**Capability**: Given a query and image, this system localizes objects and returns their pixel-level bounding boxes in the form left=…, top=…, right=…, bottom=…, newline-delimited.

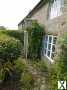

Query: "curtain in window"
left=50, top=0, right=63, bottom=19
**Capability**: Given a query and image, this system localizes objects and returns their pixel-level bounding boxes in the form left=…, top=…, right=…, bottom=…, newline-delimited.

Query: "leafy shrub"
left=48, top=66, right=57, bottom=90
left=48, top=33, right=67, bottom=90
left=0, top=34, right=23, bottom=81
left=1, top=30, right=24, bottom=45
left=30, top=60, right=48, bottom=73
left=0, top=34, right=22, bottom=63
left=36, top=61, right=48, bottom=72
left=56, top=33, right=67, bottom=80
left=21, top=71, right=34, bottom=89
left=8, top=58, right=27, bottom=81
left=27, top=22, right=44, bottom=59
left=14, top=58, right=27, bottom=73
left=0, top=30, right=24, bottom=57
left=0, top=61, right=14, bottom=81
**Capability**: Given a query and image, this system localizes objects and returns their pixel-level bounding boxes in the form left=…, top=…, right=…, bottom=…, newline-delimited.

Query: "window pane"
left=53, top=37, right=57, bottom=44
left=52, top=45, right=55, bottom=52
left=42, top=35, right=57, bottom=60
left=44, top=49, right=46, bottom=55
left=49, top=0, right=62, bottom=19
left=49, top=36, right=52, bottom=43
left=47, top=51, right=50, bottom=57
left=48, top=44, right=51, bottom=50
left=44, top=43, right=47, bottom=49
left=51, top=53, right=54, bottom=59
left=45, top=36, right=48, bottom=41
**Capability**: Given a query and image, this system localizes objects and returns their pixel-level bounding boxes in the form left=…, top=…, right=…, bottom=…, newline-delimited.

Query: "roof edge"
left=18, top=0, right=49, bottom=26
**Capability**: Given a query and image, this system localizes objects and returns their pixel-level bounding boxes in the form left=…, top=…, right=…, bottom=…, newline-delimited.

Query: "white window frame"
left=43, top=35, right=57, bottom=62
left=49, top=0, right=63, bottom=19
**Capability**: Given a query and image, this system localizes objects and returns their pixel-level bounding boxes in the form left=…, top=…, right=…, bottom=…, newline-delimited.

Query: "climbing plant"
left=27, top=22, right=44, bottom=60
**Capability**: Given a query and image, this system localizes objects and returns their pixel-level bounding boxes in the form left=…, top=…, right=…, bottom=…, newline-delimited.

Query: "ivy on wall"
left=26, top=22, right=45, bottom=60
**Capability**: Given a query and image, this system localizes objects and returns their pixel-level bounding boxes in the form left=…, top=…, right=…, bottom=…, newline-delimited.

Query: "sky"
left=0, top=0, right=40, bottom=30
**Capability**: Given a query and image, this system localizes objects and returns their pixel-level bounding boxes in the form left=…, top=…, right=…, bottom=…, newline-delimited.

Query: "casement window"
left=49, top=0, right=64, bottom=19
left=43, top=35, right=57, bottom=62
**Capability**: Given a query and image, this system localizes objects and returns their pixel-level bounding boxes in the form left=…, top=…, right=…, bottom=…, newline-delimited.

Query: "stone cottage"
left=18, top=0, right=67, bottom=64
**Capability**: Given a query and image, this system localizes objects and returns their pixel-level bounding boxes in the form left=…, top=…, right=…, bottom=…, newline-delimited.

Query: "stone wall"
left=30, top=0, right=67, bottom=35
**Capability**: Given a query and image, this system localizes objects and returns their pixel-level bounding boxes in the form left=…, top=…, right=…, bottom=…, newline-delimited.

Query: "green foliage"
left=1, top=30, right=24, bottom=45
left=0, top=61, right=14, bottom=81
left=56, top=33, right=67, bottom=78
left=30, top=60, right=48, bottom=73
left=14, top=58, right=27, bottom=73
left=9, top=58, right=27, bottom=81
left=48, top=65, right=57, bottom=90
left=21, top=71, right=34, bottom=90
left=36, top=61, right=48, bottom=72
left=48, top=33, right=67, bottom=90
left=27, top=22, right=44, bottom=59
left=0, top=34, right=22, bottom=63
left=0, top=33, right=23, bottom=82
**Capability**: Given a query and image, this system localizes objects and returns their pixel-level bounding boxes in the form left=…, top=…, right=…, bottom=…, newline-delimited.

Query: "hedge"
left=0, top=34, right=22, bottom=63
left=1, top=30, right=24, bottom=45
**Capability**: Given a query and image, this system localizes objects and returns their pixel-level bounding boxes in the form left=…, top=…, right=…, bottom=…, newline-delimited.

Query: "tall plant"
left=27, top=22, right=44, bottom=59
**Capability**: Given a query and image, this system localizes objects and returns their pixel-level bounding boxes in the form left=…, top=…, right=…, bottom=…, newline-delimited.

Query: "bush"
left=30, top=60, right=48, bottom=73
left=1, top=30, right=24, bottom=45
left=36, top=61, right=48, bottom=72
left=7, top=58, right=27, bottom=81
left=0, top=61, right=14, bottom=81
left=0, top=30, right=24, bottom=57
left=21, top=71, right=34, bottom=90
left=0, top=34, right=22, bottom=63
left=14, top=58, right=27, bottom=73
left=48, top=33, right=67, bottom=90
left=0, top=34, right=23, bottom=82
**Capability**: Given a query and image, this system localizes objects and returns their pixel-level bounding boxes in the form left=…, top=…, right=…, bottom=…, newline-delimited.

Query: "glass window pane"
left=49, top=0, right=62, bottom=19
left=44, top=49, right=46, bottom=55
left=44, top=43, right=47, bottom=49
left=45, top=36, right=48, bottom=41
left=49, top=36, right=52, bottom=43
left=48, top=44, right=51, bottom=50
left=51, top=53, right=54, bottom=59
left=53, top=37, right=57, bottom=44
left=52, top=45, right=55, bottom=52
left=47, top=51, right=50, bottom=57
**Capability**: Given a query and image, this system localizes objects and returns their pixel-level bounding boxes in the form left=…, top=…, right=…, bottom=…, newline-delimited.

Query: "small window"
left=48, top=44, right=51, bottom=50
left=49, top=0, right=64, bottom=19
left=49, top=36, right=52, bottom=43
left=43, top=35, right=57, bottom=62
